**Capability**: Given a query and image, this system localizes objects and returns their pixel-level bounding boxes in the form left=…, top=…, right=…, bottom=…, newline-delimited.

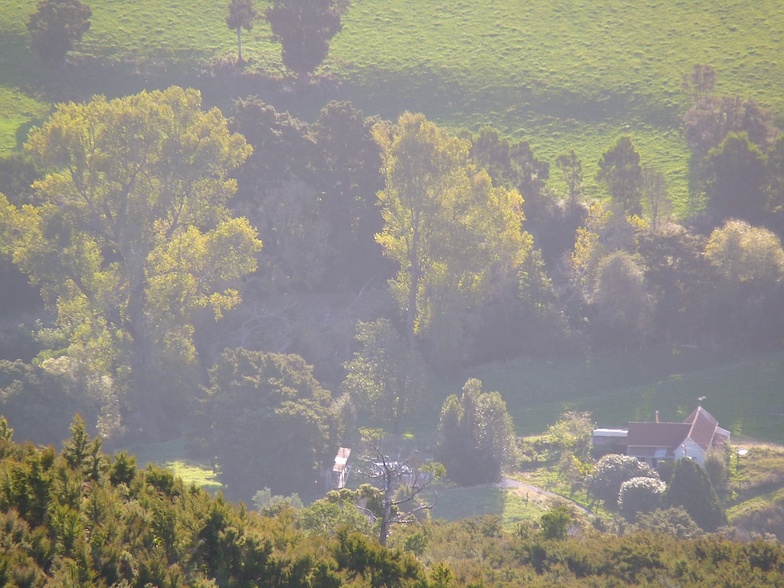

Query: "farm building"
left=592, top=406, right=730, bottom=466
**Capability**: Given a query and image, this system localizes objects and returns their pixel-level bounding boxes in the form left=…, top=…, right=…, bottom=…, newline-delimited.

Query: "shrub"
left=618, top=476, right=666, bottom=521
left=635, top=507, right=702, bottom=538
left=589, top=454, right=659, bottom=506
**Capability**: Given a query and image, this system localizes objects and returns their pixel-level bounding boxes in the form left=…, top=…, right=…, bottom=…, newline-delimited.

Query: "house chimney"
left=655, top=410, right=660, bottom=423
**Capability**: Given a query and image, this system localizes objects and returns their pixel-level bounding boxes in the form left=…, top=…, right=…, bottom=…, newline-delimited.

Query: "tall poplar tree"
left=374, top=113, right=530, bottom=366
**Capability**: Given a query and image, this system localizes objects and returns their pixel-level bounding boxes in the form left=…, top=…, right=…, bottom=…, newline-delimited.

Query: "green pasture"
left=2, top=0, right=784, bottom=210
left=415, top=347, right=784, bottom=444
left=119, top=437, right=223, bottom=493
left=333, top=0, right=784, bottom=207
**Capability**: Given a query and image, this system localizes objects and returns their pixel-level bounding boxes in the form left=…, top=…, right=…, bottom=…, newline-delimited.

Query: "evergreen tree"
left=27, top=0, right=91, bottom=63
left=266, top=0, right=348, bottom=79
left=437, top=379, right=517, bottom=485
left=596, top=136, right=643, bottom=215
left=666, top=458, right=727, bottom=531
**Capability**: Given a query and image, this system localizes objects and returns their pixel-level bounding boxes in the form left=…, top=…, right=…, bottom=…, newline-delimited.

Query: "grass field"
left=424, top=483, right=549, bottom=528
left=120, top=437, right=223, bottom=493
left=2, top=1, right=784, bottom=210
left=407, top=346, right=784, bottom=444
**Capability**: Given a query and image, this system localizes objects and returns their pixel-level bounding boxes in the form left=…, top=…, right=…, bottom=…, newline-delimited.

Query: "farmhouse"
left=593, top=406, right=730, bottom=466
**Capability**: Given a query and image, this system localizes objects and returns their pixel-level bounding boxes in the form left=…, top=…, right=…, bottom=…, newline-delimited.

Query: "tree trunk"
left=126, top=267, right=167, bottom=438
left=236, top=27, right=243, bottom=62
left=379, top=489, right=393, bottom=547
left=406, top=213, right=420, bottom=351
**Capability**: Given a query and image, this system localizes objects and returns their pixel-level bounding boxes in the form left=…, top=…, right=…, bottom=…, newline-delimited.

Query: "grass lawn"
left=119, top=437, right=223, bottom=494
left=423, top=482, right=549, bottom=529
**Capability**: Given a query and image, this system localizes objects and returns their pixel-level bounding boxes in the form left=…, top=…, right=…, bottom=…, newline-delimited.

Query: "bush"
left=589, top=454, right=659, bottom=506
left=618, top=476, right=666, bottom=521
left=539, top=504, right=572, bottom=540
left=635, top=507, right=702, bottom=538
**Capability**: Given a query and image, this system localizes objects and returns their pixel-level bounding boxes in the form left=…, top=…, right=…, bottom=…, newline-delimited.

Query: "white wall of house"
left=675, top=438, right=706, bottom=464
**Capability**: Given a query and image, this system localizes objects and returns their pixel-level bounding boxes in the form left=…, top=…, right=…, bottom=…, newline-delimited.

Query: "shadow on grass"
left=428, top=483, right=547, bottom=529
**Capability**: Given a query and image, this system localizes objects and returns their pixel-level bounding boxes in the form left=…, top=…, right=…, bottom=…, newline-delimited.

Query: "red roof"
left=683, top=406, right=720, bottom=451
left=627, top=422, right=691, bottom=451
left=625, top=407, right=726, bottom=457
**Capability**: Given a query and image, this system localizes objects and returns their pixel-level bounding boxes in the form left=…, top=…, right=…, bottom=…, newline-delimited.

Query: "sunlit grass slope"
left=331, top=0, right=784, bottom=207
left=2, top=0, right=784, bottom=205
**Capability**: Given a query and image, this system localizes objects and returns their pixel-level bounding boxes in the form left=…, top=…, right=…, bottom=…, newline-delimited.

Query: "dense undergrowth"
left=3, top=417, right=784, bottom=587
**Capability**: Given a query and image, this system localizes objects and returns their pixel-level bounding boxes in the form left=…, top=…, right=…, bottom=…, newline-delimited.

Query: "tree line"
left=27, top=0, right=348, bottom=80
left=1, top=67, right=783, bottom=493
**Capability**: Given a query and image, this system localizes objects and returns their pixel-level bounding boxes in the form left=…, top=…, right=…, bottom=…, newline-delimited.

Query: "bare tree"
left=357, top=443, right=444, bottom=546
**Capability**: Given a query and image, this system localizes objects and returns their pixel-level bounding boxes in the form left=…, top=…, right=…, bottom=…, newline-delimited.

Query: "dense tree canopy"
left=341, top=318, right=425, bottom=434
left=704, top=219, right=784, bottom=344
left=203, top=349, right=336, bottom=502
left=0, top=87, right=261, bottom=436
left=27, top=0, right=91, bottom=63
left=637, top=225, right=711, bottom=345
left=592, top=251, right=653, bottom=348
left=230, top=98, right=385, bottom=291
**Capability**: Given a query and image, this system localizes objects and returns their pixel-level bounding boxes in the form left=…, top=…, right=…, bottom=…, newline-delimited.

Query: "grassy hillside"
left=411, top=347, right=784, bottom=444
left=332, top=0, right=784, bottom=208
left=2, top=1, right=784, bottom=210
